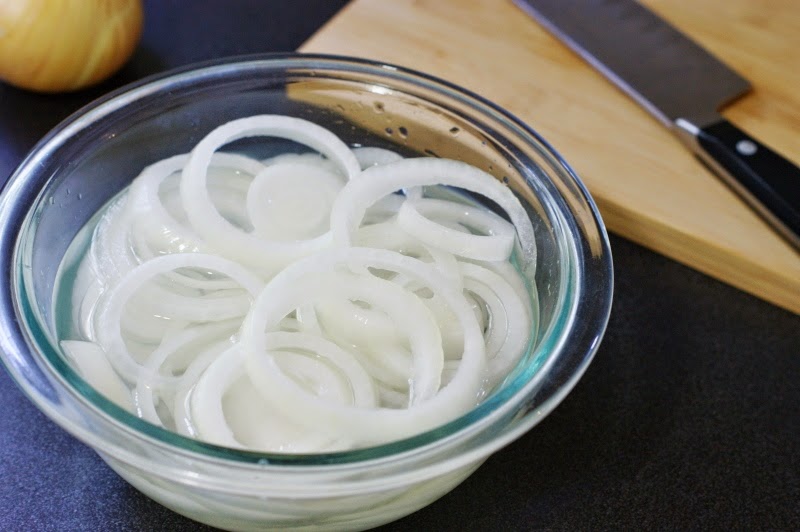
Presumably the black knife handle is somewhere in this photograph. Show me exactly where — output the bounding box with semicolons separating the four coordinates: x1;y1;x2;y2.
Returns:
692;118;800;251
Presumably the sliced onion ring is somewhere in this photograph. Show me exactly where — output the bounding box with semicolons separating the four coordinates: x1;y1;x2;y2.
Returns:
330;157;536;274
96;253;263;387
180;115;361;274
240;247;486;446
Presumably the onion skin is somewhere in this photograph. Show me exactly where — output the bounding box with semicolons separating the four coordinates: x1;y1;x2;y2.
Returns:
0;0;143;93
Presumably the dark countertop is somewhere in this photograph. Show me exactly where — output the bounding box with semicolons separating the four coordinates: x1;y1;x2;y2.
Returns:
1;2;798;530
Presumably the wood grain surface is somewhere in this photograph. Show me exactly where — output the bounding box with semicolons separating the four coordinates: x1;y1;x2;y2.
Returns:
301;0;800;314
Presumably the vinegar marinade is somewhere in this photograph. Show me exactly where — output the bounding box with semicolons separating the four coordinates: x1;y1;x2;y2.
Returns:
56;114;537;453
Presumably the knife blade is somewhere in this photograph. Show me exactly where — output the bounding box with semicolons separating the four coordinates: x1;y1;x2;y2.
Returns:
513;0;800;251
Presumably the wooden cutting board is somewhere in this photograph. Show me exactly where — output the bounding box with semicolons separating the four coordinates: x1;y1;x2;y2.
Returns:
301;0;800;314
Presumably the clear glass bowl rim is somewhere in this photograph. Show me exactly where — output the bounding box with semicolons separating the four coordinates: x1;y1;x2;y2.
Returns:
0;53;612;485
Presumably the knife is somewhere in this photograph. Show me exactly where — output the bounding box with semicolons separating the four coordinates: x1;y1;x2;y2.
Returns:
513;0;800;251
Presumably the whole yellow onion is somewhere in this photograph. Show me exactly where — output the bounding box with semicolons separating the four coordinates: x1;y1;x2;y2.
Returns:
0;0;143;93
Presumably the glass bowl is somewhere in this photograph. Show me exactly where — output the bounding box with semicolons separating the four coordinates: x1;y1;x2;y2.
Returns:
0;54;612;531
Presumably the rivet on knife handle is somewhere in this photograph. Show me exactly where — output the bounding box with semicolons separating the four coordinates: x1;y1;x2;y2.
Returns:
513;0;800;252
675;118;800;251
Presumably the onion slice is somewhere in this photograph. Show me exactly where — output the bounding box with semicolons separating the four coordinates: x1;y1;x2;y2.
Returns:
180;115;361;274
240;247;486;446
95;253;263;386
330;158;536;274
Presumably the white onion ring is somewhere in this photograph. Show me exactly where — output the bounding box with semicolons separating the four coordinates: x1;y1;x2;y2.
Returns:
397;197;515;261
330;157;536;274
247;269;444;406
246;160;343;240
459;262;531;385
60;340;133;410
264;331;378;408
352;146;403;169
240;247;486;446
95;253;263;386
180;115;361;274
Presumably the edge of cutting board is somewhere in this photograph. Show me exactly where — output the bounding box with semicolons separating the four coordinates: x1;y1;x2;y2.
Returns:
300;0;800;314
